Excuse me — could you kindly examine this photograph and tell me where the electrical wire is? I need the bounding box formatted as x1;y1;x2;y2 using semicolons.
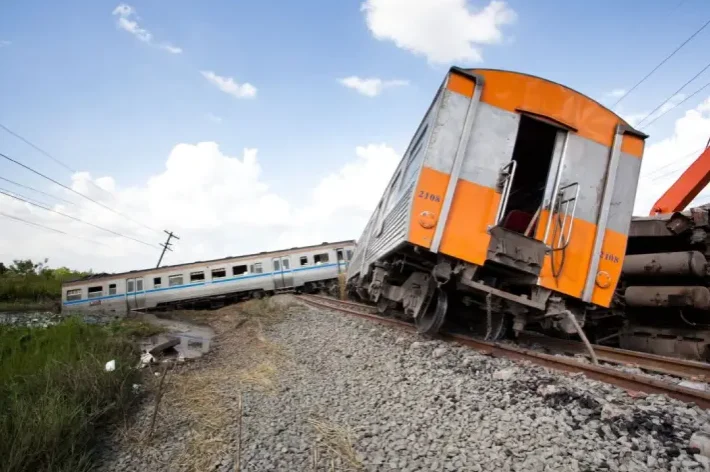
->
0;188;161;249
0;175;76;206
642;146;707;178
0;211;108;246
640;77;710;129
635;59;710;128
0;151;161;235
611;17;710;108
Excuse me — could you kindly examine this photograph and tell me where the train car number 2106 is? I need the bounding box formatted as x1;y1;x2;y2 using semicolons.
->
418;191;442;203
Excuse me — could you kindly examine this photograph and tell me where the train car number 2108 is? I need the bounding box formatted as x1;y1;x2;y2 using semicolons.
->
418;191;442;203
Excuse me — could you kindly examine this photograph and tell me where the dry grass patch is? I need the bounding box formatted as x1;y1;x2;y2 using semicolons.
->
110;296;297;471
309;418;363;472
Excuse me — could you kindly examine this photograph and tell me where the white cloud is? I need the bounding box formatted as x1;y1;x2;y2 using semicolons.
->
634;96;710;215
338;76;409;97
160;43;183;54
201;71;257;99
621;94;686;128
0;142;400;272
0;40;11;48
606;88;626;98
361;0;516;64
112;3;181;54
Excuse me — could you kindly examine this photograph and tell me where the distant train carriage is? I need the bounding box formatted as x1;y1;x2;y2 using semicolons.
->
62;241;355;315
347;67;647;339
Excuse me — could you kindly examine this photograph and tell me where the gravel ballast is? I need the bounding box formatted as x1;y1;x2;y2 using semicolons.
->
99;297;710;471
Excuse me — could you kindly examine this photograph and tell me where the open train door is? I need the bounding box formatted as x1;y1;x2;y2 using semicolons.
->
125;277;145;310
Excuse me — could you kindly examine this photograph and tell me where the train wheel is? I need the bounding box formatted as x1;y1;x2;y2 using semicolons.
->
468;294;509;341
415;288;448;335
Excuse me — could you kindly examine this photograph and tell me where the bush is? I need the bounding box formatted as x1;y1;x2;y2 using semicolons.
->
0;319;140;472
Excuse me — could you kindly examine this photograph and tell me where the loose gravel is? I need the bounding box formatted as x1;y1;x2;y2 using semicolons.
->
98;297;710;471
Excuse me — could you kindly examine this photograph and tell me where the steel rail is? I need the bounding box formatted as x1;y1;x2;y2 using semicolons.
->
297;294;710;409
517;331;710;380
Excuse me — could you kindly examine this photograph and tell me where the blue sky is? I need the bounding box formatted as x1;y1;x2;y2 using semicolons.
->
2;0;710;270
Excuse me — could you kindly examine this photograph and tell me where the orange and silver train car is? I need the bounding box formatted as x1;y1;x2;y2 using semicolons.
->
346;67;647;339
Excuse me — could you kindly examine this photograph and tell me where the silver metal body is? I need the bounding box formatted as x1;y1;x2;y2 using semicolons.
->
62;241;356;315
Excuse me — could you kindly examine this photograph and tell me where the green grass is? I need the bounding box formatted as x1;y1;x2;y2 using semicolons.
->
0;300;59;313
0;318;141;472
107;318;166;338
0;276;63;303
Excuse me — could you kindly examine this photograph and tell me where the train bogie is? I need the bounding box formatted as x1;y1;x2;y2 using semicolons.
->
62;241;355;315
348;68;648;339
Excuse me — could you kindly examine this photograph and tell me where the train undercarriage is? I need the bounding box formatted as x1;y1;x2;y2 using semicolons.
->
349;205;710;362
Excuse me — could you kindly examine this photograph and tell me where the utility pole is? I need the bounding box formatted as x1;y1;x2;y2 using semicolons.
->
157;230;179;268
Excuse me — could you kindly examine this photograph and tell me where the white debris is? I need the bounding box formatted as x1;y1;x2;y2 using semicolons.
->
432;347;448;359
493;367;518;381
600;403;631;422
104;360;116;372
139;352;155;368
679;380;710;392
691;431;710;458
537;384;560;397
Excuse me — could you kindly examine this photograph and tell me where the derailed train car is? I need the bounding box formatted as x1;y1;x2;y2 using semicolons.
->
62;241;355;315
347;67;647;339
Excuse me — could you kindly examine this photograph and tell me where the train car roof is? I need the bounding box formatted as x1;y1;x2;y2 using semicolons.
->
63;239;356;286
453;67;648;141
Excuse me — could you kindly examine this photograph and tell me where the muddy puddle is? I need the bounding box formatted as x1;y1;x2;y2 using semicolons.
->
135;312;215;360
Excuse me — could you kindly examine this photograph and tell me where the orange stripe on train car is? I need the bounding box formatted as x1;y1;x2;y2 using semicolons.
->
621;134;644;158
470;69;632;153
591;229;628;307
535;210;596;299
438;180;499;266
408;167;450;249
446;72;475;98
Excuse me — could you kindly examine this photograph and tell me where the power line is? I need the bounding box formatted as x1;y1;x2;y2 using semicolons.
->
611;17;710;108
0;211;108;247
0;124;164;235
0;188;160;249
0;123;77;174
0;150;161;235
0;175;76;206
635;59;710;128
640;77;710;129
642;145;707;178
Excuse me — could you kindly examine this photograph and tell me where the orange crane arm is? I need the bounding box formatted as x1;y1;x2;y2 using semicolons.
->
650;146;710;215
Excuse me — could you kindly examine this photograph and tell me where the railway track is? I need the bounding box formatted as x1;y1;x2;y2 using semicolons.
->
297;293;710;409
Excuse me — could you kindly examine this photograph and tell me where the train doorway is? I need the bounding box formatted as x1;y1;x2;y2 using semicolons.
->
271;257;294;290
501;115;562;237
126;277;145;310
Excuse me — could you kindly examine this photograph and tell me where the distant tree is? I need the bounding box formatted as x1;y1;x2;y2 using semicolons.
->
9;259;37;276
0;262;6;275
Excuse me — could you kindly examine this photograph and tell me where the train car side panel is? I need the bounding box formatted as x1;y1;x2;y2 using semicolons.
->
438;101;517;264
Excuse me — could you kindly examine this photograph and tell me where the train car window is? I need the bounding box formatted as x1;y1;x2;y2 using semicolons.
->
346;250;353;261
88;286;103;298
300;256;308;266
154;277;162;289
336;249;344;261
127;280;135;293
252;263;263;273
109;284;117;295
212;268;227;279
169;275;183;287
282;259;290;270
190;271;205;283
314;253;329;264
66;288;82;301
136;279;144;291
232;265;247;276
273;260;281;271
